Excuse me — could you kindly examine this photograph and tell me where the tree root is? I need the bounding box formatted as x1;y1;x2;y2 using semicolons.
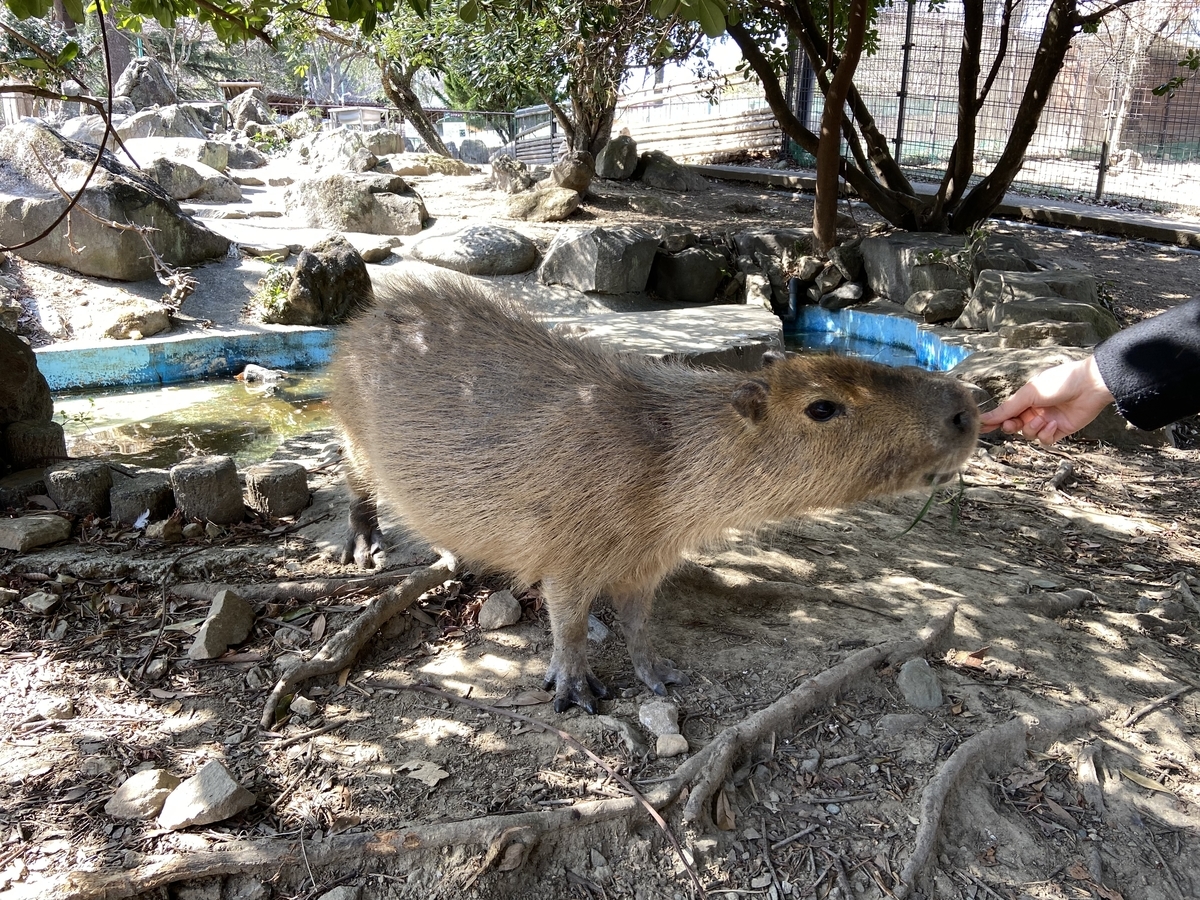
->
893;706;1100;900
258;554;456;728
172;568;426;605
643;602;960;824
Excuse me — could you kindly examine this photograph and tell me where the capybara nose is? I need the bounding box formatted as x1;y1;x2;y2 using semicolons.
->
951;409;975;435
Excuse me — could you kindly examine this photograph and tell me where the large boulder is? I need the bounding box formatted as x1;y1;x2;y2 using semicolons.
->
955;269;1102;330
596;134;638;180
633;150;709;192
227;89;274;132
506;186;581;222
550;150;595;194
860;233;968;301
409;225;538;276
459;139;490;164
284;173;428;235
539;225;659;293
117;105;208;141
0;122;230;281
490;154;535;194
113;57;178;111
115;137;230;173
647;247;728;304
264;234;374;326
143;157;242;203
0;329;52;426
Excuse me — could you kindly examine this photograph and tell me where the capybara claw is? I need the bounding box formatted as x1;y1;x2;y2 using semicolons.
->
545;669;609;714
634;656;690;696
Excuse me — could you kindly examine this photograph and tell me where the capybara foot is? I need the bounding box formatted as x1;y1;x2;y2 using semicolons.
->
632;654;690;696
543;664;610;714
342;528;384;569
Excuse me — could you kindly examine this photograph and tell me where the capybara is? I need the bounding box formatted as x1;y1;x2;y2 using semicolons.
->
331;273;979;713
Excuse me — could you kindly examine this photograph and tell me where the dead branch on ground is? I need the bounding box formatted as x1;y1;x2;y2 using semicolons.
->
258;554;456;728
171;568;426;605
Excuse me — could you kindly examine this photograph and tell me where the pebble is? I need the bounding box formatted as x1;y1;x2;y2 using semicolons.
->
105;768;181;820
0;587;16;605
896;657;943;710
21;591;60;614
656;733;689;757
0;515;71;552
639;700;680;736
587;614;610;643
157;760;256;831
290;695;318;717
477;589;521;630
146;517;183;543
36;697;74;720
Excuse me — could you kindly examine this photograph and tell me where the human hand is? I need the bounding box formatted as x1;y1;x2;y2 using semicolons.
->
979;356;1114;445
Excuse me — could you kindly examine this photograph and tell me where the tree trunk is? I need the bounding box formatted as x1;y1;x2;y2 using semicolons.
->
379;59;450;157
813;0;868;251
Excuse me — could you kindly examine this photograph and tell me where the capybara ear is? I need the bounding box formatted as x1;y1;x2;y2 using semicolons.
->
761;350;788;367
731;379;770;423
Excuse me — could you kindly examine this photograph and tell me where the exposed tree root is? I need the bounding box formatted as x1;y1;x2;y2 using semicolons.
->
644;602;960;823
258;554;456;728
1005;588;1095;618
892;706;1100;900
172;568;426;605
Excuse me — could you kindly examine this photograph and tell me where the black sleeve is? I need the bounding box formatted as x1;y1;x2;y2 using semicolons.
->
1093;297;1200;431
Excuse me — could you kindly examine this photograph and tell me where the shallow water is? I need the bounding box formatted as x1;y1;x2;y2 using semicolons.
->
54;370;332;469
786;331;922;367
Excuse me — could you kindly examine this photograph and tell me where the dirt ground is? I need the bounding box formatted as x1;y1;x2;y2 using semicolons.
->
2;171;1200;900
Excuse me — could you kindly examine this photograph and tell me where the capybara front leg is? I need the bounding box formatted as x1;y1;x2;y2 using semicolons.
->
541;579;608;714
612;589;689;696
343;484;384;569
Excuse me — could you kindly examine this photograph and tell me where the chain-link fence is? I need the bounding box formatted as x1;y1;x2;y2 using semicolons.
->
786;0;1200;211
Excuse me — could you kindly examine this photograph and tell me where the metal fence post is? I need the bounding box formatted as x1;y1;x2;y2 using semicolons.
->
894;0;916;164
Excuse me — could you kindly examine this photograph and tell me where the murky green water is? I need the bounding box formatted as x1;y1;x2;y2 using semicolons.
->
54;370;333;468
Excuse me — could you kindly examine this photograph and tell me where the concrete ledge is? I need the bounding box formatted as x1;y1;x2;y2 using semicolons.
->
35;326;334;391
794;304;974;372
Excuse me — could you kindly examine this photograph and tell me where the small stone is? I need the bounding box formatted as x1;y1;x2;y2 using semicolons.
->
290;695;318;717
157;760;256;830
1158;600;1188;621
639;700;680;736
204;522;225;539
21;590;60;613
656;733;689;757
896;657;943;710
316;887;361;900
145;517;183;543
587;614;610;643
595;715;648;755
36;696;74;719
182;522;205;539
106;768;181;820
0;587;17;605
0;514;71;551
477;589;521;630
188;589;256;660
81;756;121;777
244;460;309;519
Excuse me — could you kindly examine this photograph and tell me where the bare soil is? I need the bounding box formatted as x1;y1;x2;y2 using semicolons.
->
2;171;1199;900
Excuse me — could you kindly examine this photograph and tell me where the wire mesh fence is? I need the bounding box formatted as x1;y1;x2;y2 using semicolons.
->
787;0;1200;211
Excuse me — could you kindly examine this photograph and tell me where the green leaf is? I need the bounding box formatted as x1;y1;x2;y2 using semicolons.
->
695;0;726;37
458;0;478;22
57;42;81;66
16;57;49;70
6;0;54;18
61;0;86;24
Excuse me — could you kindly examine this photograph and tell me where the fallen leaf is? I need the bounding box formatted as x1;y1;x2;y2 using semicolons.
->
398;759;450;787
311;614;326;641
1119;768;1175;796
714;787;736;830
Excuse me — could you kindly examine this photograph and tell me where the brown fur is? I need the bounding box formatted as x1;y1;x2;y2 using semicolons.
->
330;273;980;712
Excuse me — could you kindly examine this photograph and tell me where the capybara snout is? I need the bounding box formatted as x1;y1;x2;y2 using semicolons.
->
331;273;979;713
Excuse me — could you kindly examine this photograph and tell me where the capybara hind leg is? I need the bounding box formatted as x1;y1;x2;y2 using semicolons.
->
611;589;689;696
541;579;609;714
343;490;384;569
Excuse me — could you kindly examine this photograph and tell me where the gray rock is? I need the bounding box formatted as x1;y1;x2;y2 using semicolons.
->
743;272;773;309
228;89;274;132
595;134;638;180
5;420;66;471
793;255;825;282
0;122;229;281
110;468;175;525
657;224;698;253
289;695;318;717
648;246;727;304
587;613;610;643
267;233;374;327
35;697;73;721
987;297;1119;339
0;587;17;605
170;455;245;525
732;228;814;260
596;715;648;755
506;186;581;222
45;460;112;517
818;282;865;310
96;301;172;340
0;513;70;550
639;700;680;736
105;769;181;820
21;590;61;613
188;589;256;660
656;733;689;757
905;288;966;324
634;150;708;192
409;225;538;276
226;875;270;900
117;136;230;173
910;261;969;294
244;460;309;518
363;128;406;158
157;760;256;831
285;173;427;236
317;887;362;900
113;57;178;110
860;233;967;301
952;348;1167;447
489;154;535;194
117;105;208;142
354;237;395;263
827;238;864;280
550;150;595;194
896;657;943;710
459;139;490;164
997;320;1102;349
956;269;1100;329
348;148;379;173
539;225;658;293
477;589;521;630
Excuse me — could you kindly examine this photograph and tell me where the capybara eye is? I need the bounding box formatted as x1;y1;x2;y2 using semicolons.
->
806;400;843;422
